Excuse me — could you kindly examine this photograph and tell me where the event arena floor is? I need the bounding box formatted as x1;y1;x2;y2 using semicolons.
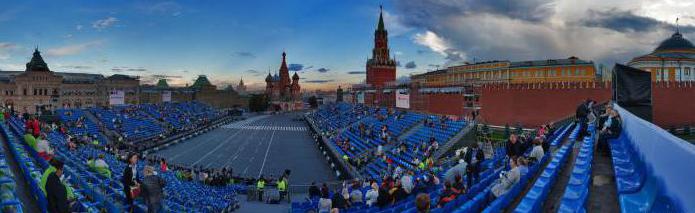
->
154;112;337;184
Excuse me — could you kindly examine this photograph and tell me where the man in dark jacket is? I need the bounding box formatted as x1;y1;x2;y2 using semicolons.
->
464;142;485;189
141;166;166;213
308;182;321;199
46;159;69;213
506;134;524;158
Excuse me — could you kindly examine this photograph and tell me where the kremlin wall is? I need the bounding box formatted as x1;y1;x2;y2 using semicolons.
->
352;8;695;129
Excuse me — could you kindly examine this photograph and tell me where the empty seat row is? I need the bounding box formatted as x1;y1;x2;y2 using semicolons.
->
557;123;596;212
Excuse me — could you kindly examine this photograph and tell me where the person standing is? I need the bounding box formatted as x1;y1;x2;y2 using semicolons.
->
45;158;69;213
465;142;484;189
122;153;139;212
141;166;166;213
256;175;266;201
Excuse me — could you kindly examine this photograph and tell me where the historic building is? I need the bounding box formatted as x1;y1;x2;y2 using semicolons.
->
139;76;247;109
236;77;247;95
628;29;695;82
0;49;140;114
411;57;597;87
365;6;397;88
265;51;302;110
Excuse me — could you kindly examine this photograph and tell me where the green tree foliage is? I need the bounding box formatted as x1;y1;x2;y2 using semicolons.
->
248;94;269;112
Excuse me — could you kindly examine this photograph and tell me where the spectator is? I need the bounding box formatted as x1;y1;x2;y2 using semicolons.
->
464;142;484;189
598;109;622;154
122;153;140;211
320;183;330;198
93;154;112;178
437;181;457;208
518;157;529;176
416;193;431;213
332;188;350;210
141;166;166;213
308;182;321;199
36;134;53;161
45;158;69;213
491;158;521;198
529;138;545;163
376;183;390;207
401;171;414;194
506;134;524;158
365;182;379;207
349;183;363;204
24;130;37;151
160;159;168;172
390;180;408;204
318;193;332;213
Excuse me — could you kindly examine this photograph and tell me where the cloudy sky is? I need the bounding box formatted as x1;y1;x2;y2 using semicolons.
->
0;0;693;91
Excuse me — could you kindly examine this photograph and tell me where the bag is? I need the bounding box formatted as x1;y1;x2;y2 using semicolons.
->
130;186;141;198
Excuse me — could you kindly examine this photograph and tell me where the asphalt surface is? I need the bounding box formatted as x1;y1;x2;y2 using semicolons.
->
154;112;337;184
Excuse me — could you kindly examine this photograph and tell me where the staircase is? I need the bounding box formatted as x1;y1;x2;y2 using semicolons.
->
397;122;423;142
433;121;476;160
82;109;116;144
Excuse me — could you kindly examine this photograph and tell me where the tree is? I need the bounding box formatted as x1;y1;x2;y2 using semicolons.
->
248;94;269;112
308;96;318;109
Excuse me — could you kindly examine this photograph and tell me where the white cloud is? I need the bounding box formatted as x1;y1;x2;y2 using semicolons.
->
46;40;104;57
394;0;695;65
76;24;83;31
92;17;118;30
0;42;18;60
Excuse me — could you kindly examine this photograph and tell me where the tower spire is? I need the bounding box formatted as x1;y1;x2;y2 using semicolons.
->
377;4;385;32
676;17;680;34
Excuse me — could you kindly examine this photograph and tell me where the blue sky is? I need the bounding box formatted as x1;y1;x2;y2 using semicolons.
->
0;0;442;90
1;0;693;91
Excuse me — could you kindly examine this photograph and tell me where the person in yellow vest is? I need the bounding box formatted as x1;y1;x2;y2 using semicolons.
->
256;175;266;201
342;154;349;162
24;132;37;151
40;158;75;200
418;161;426;170
93;154;112;178
91;137;99;146
277;176;288;201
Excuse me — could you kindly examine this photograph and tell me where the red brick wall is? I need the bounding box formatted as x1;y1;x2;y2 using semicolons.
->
479;82;612;127
652;82;695;128
356;81;695;128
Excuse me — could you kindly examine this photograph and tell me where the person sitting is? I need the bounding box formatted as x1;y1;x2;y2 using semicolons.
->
437;181;457;208
349;182;363;205
365;182;379;207
45;158;70;213
598;109;622;154
308;182;321;199
331;188;350;210
528;138;545;163
416;193;431;213
93;154;112;178
36;134;53;161
518;157;529;176
491;158;521;199
318;193;332;213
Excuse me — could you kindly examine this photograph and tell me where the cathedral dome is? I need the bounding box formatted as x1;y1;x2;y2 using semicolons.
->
655;32;695;52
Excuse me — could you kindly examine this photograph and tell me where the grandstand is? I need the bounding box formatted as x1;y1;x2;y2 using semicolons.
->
0;100;693;213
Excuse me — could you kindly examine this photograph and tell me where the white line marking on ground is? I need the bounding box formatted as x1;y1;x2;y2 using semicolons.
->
191;129;244;166
258;129;276;178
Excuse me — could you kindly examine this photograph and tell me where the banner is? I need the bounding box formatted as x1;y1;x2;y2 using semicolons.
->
396;89;410;109
613;64;652;121
162;91;172;102
109;90;125;105
357;92;365;104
